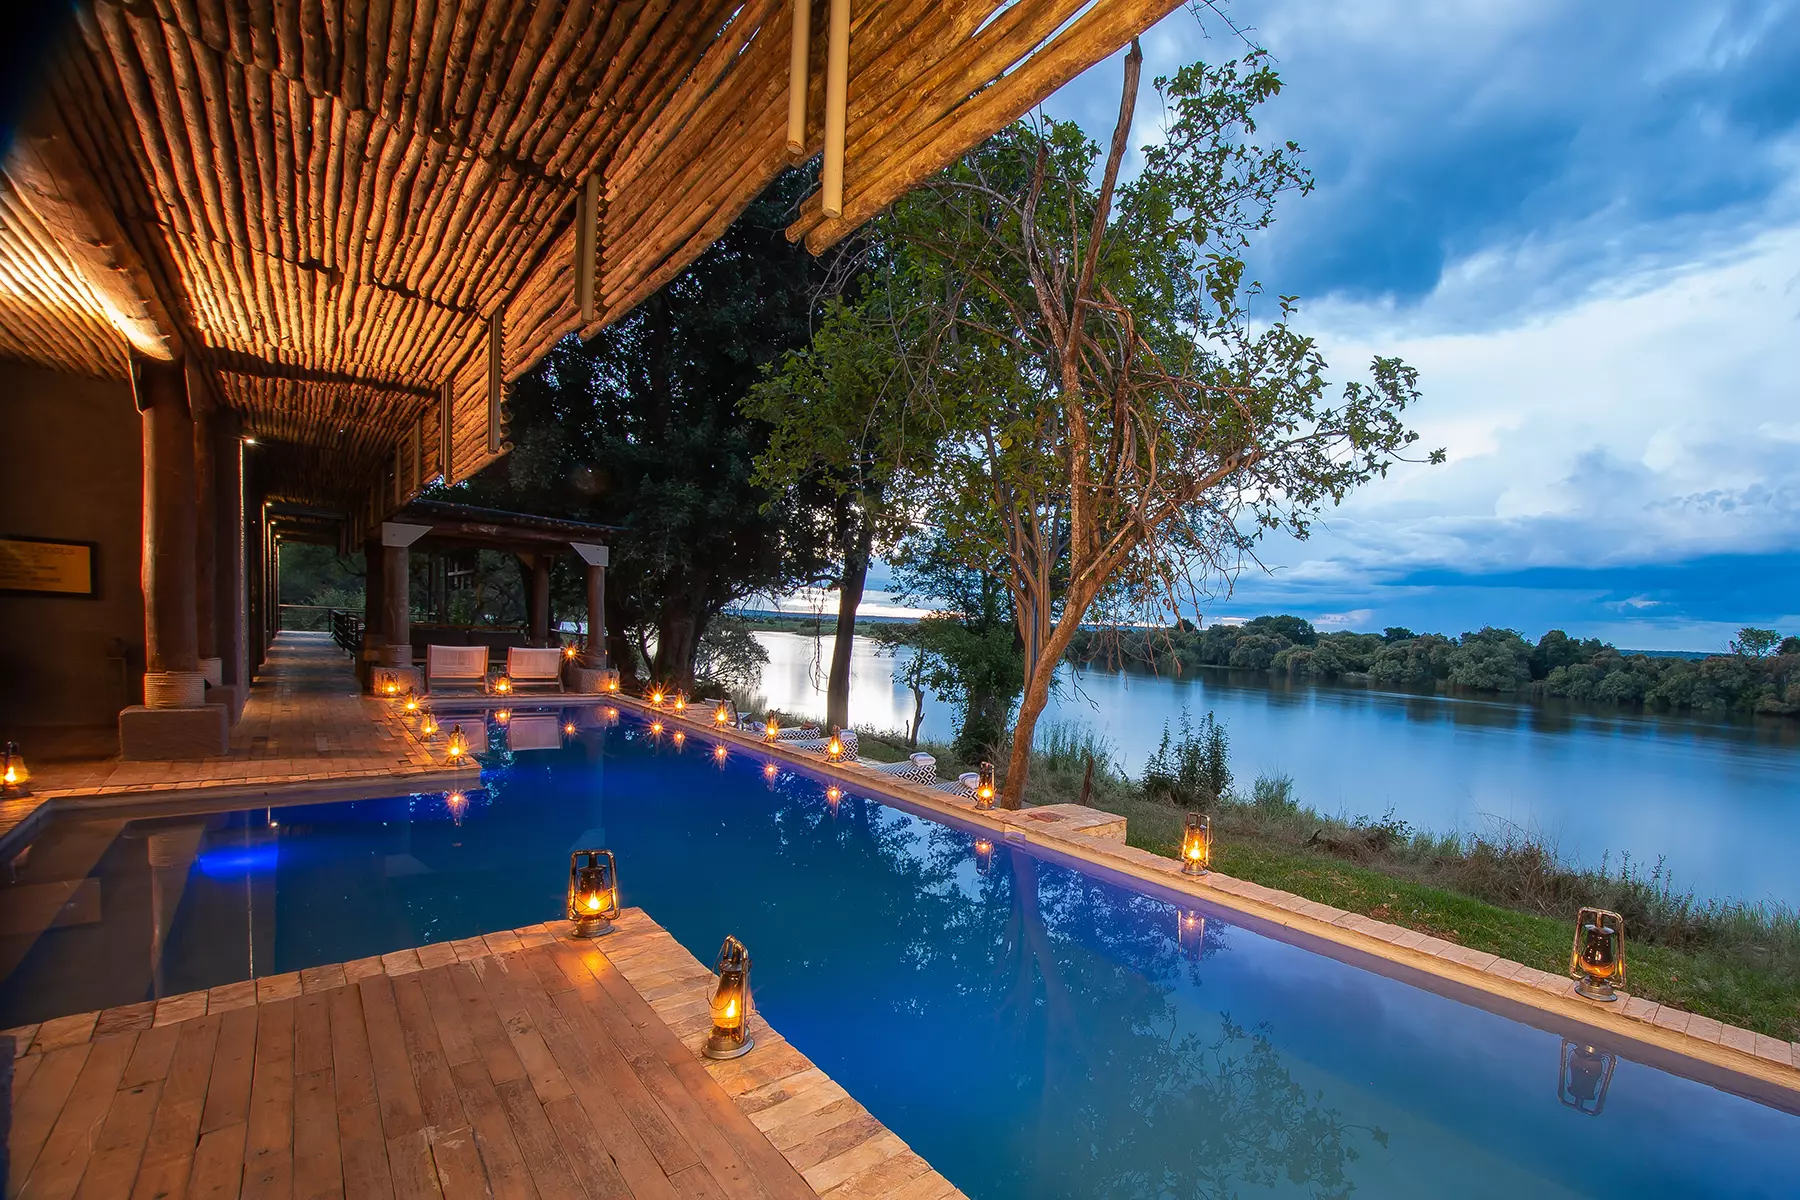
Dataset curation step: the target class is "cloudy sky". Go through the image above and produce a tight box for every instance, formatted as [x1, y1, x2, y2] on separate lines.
[1027, 0, 1800, 650]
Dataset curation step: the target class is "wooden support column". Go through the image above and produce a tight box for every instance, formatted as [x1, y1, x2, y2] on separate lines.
[527, 554, 553, 646]
[362, 531, 385, 654]
[572, 543, 610, 667]
[381, 522, 432, 666]
[192, 390, 219, 685]
[821, 0, 850, 217]
[214, 411, 246, 690]
[133, 354, 203, 708]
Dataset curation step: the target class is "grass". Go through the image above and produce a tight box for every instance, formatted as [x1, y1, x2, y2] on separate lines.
[826, 715, 1799, 1040]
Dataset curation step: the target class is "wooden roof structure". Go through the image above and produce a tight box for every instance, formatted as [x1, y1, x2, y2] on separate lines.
[1, 0, 1180, 514]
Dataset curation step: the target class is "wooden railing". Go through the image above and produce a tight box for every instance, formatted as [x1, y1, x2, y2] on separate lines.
[329, 609, 363, 653]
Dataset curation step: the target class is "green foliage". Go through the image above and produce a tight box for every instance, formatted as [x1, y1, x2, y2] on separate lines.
[693, 616, 770, 693]
[1731, 626, 1781, 657]
[279, 543, 363, 606]
[1443, 626, 1532, 691]
[1142, 709, 1232, 807]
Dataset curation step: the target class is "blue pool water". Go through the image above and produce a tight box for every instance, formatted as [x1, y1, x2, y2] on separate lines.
[3, 713, 1797, 1198]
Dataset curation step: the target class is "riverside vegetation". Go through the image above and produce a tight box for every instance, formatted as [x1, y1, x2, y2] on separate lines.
[1068, 618, 1800, 717]
[844, 711, 1800, 1043]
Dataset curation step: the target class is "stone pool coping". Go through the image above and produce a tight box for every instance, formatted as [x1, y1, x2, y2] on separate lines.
[634, 695, 1800, 1103]
[2, 909, 965, 1200]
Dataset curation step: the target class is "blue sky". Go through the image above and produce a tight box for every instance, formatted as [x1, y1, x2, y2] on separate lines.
[1022, 0, 1800, 650]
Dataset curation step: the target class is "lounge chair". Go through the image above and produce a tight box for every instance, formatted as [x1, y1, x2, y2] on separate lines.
[867, 752, 940, 784]
[505, 647, 565, 692]
[425, 645, 489, 694]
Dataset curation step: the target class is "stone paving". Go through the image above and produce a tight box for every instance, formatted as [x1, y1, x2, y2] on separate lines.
[5, 633, 444, 844]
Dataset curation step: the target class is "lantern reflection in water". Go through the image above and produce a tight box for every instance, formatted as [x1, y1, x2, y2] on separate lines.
[493, 708, 512, 726]
[568, 849, 621, 937]
[703, 936, 754, 1059]
[564, 721, 578, 737]
[1558, 1039, 1617, 1116]
[649, 720, 664, 736]
[763, 761, 779, 784]
[1177, 909, 1206, 959]
[712, 743, 728, 765]
[973, 838, 994, 875]
[445, 791, 469, 825]
[1571, 906, 1625, 1001]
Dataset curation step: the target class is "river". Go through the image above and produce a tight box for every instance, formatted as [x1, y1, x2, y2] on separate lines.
[750, 630, 1800, 908]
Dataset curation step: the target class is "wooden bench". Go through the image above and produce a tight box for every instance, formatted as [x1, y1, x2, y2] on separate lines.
[505, 646, 565, 692]
[425, 644, 489, 694]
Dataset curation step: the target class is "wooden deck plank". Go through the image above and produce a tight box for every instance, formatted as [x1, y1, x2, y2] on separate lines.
[416, 967, 476, 1068]
[8, 1042, 91, 1194]
[468, 958, 572, 1108]
[292, 1067, 344, 1200]
[200, 1005, 259, 1136]
[242, 999, 296, 1200]
[74, 1072, 162, 1200]
[446, 1060, 539, 1200]
[446, 963, 527, 1090]
[491, 1076, 591, 1200]
[131, 1013, 222, 1200]
[328, 987, 393, 1200]
[16, 1031, 137, 1199]
[187, 1121, 249, 1200]
[390, 975, 467, 1133]
[357, 975, 425, 1140]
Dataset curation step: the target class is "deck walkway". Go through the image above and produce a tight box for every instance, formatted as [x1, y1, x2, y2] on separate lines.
[4, 911, 962, 1200]
[6, 633, 444, 844]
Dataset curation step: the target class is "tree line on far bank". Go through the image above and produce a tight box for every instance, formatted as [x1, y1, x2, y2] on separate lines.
[1065, 618, 1800, 717]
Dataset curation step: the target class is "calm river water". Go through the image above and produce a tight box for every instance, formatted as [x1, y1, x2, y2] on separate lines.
[751, 631, 1800, 908]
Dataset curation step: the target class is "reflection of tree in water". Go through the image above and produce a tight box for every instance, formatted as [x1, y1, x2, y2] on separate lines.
[755, 780, 1385, 1198]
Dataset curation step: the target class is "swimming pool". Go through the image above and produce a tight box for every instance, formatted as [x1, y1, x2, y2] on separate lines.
[4, 711, 1797, 1198]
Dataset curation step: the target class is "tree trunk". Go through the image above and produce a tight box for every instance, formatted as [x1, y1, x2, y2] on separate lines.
[654, 611, 698, 689]
[826, 506, 874, 730]
[1001, 587, 1099, 809]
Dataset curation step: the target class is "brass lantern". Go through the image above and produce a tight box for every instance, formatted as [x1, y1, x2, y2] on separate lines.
[975, 761, 996, 810]
[402, 692, 419, 714]
[824, 728, 847, 763]
[1558, 1039, 1616, 1116]
[713, 700, 734, 727]
[703, 936, 754, 1060]
[419, 709, 439, 738]
[563, 643, 579, 660]
[1181, 812, 1212, 876]
[973, 837, 994, 875]
[567, 849, 620, 937]
[445, 724, 471, 763]
[649, 686, 667, 708]
[492, 674, 513, 696]
[672, 691, 688, 713]
[763, 716, 780, 743]
[381, 676, 401, 697]
[1571, 906, 1625, 1001]
[1, 742, 29, 794]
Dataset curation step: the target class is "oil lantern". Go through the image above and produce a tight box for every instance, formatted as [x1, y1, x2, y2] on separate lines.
[764, 716, 780, 743]
[492, 674, 513, 696]
[714, 700, 734, 727]
[445, 724, 470, 763]
[1181, 812, 1212, 876]
[703, 936, 754, 1059]
[672, 691, 688, 713]
[824, 728, 847, 763]
[649, 687, 667, 708]
[381, 677, 400, 697]
[563, 643, 579, 660]
[1570, 906, 1625, 1001]
[974, 837, 994, 875]
[402, 692, 419, 714]
[975, 761, 996, 810]
[567, 849, 620, 937]
[1, 742, 29, 794]
[604, 672, 621, 693]
[419, 709, 439, 737]
[1557, 1039, 1616, 1115]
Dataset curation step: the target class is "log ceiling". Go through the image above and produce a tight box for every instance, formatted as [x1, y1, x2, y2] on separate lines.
[0, 0, 1180, 512]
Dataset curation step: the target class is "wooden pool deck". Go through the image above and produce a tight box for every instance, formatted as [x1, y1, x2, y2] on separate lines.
[4, 910, 962, 1200]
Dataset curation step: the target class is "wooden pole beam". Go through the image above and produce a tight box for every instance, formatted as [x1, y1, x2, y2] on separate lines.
[787, 0, 814, 157]
[821, 0, 850, 217]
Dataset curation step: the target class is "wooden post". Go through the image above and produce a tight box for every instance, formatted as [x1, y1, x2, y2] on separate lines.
[576, 173, 600, 325]
[571, 543, 610, 667]
[528, 554, 552, 646]
[192, 393, 219, 683]
[486, 314, 504, 454]
[439, 380, 455, 484]
[787, 0, 813, 156]
[132, 354, 204, 708]
[380, 522, 432, 668]
[363, 531, 385, 654]
[214, 410, 245, 689]
[822, 0, 850, 217]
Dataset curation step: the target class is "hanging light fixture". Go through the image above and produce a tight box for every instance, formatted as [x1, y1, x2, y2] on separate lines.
[445, 724, 470, 763]
[974, 837, 994, 875]
[567, 849, 621, 937]
[1181, 812, 1212, 876]
[974, 761, 996, 810]
[763, 716, 780, 743]
[419, 709, 439, 737]
[703, 936, 754, 1059]
[1, 742, 29, 794]
[1557, 1039, 1617, 1116]
[1571, 907, 1625, 1001]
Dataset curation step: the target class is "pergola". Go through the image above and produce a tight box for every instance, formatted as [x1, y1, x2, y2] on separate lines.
[0, 0, 1180, 755]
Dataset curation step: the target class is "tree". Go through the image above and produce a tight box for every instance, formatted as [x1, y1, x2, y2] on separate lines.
[1781, 636, 1800, 656]
[745, 296, 926, 729]
[871, 46, 1433, 806]
[1445, 627, 1532, 692]
[1730, 627, 1781, 658]
[463, 171, 838, 687]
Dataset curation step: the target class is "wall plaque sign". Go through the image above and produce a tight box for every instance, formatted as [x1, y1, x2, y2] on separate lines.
[0, 537, 96, 597]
